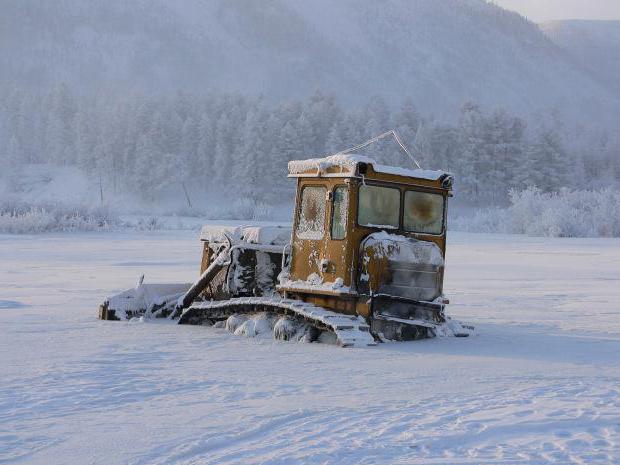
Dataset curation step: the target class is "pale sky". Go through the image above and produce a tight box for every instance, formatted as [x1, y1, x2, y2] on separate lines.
[491, 0, 620, 21]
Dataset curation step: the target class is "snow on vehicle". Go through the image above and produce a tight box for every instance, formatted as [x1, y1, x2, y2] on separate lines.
[98, 131, 473, 346]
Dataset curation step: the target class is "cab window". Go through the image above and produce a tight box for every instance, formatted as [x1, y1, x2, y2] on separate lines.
[358, 184, 400, 229]
[403, 191, 445, 234]
[296, 186, 327, 240]
[330, 186, 348, 239]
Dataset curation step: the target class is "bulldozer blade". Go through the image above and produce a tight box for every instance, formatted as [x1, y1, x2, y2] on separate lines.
[99, 282, 192, 320]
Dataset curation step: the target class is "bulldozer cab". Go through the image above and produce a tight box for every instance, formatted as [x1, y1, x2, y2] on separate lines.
[279, 154, 453, 318]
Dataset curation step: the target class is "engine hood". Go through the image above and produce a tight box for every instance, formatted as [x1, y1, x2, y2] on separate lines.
[359, 232, 444, 302]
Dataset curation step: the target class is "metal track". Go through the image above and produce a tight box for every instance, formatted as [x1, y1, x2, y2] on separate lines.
[179, 296, 377, 348]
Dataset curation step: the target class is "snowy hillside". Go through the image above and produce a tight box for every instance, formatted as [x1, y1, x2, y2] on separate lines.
[2, 0, 619, 124]
[3, 0, 620, 232]
[540, 20, 620, 96]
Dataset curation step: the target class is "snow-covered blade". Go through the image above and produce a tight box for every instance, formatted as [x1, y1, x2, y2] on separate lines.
[100, 282, 192, 320]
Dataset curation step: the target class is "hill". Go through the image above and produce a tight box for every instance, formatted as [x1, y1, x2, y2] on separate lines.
[540, 20, 620, 97]
[1, 0, 619, 125]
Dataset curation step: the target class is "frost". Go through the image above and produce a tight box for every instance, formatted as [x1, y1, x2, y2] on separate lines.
[296, 186, 326, 240]
[452, 187, 620, 238]
[255, 251, 278, 293]
[0, 199, 120, 234]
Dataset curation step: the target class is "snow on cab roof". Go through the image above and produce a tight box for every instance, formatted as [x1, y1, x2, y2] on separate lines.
[287, 153, 447, 180]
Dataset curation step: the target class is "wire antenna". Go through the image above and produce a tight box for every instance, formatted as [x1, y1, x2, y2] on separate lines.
[336, 129, 422, 169]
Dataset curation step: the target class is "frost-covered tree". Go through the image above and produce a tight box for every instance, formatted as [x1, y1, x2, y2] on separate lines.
[0, 86, 614, 206]
[457, 101, 485, 199]
[2, 135, 23, 192]
[527, 126, 567, 192]
[179, 116, 199, 184]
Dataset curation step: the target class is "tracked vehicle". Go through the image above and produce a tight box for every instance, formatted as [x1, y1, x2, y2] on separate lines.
[99, 132, 472, 346]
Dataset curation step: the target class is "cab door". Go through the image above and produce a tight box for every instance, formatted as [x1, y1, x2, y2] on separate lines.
[319, 184, 350, 285]
[289, 182, 351, 287]
[289, 183, 328, 282]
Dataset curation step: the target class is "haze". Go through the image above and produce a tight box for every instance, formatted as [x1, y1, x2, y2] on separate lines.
[493, 0, 620, 21]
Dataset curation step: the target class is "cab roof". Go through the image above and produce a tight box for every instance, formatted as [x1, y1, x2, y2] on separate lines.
[287, 153, 449, 181]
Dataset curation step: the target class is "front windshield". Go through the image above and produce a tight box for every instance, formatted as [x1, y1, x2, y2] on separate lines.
[358, 184, 400, 229]
[403, 191, 445, 234]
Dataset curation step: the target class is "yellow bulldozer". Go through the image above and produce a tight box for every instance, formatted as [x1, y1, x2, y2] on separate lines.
[98, 131, 472, 347]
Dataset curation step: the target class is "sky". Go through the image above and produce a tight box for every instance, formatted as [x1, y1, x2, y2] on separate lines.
[492, 0, 620, 21]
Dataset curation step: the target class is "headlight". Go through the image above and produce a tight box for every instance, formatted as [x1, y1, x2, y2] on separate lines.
[441, 175, 454, 189]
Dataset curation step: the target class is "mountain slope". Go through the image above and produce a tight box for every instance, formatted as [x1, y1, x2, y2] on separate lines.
[540, 20, 620, 96]
[2, 0, 619, 125]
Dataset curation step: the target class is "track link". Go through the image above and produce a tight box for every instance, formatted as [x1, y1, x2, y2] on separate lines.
[179, 296, 377, 347]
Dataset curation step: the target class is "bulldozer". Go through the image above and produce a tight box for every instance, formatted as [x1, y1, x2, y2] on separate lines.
[98, 131, 472, 347]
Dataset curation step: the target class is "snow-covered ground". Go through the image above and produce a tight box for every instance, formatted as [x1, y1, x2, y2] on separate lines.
[1, 231, 619, 464]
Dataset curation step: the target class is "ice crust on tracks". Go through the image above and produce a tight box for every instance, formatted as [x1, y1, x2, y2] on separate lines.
[0, 230, 619, 464]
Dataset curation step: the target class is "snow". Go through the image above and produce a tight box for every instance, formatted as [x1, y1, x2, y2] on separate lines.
[1, 230, 619, 464]
[105, 282, 192, 319]
[279, 273, 350, 293]
[288, 153, 447, 180]
[0, 164, 286, 234]
[199, 225, 291, 245]
[363, 231, 445, 266]
[198, 225, 242, 243]
[186, 296, 376, 348]
[1, 165, 98, 205]
[241, 226, 292, 245]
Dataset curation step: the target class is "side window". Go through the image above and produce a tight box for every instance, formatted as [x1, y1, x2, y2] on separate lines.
[330, 186, 348, 239]
[296, 186, 327, 240]
[358, 184, 400, 229]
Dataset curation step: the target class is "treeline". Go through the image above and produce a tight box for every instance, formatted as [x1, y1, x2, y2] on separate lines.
[1, 85, 618, 204]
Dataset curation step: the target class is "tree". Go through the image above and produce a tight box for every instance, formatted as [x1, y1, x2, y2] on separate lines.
[528, 126, 567, 192]
[457, 101, 485, 199]
[46, 83, 77, 164]
[2, 135, 23, 192]
[179, 116, 199, 184]
[196, 112, 214, 185]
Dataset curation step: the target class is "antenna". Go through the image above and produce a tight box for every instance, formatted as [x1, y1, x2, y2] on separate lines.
[336, 129, 422, 169]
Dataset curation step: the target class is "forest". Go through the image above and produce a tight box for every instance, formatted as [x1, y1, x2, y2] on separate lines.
[1, 85, 619, 210]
